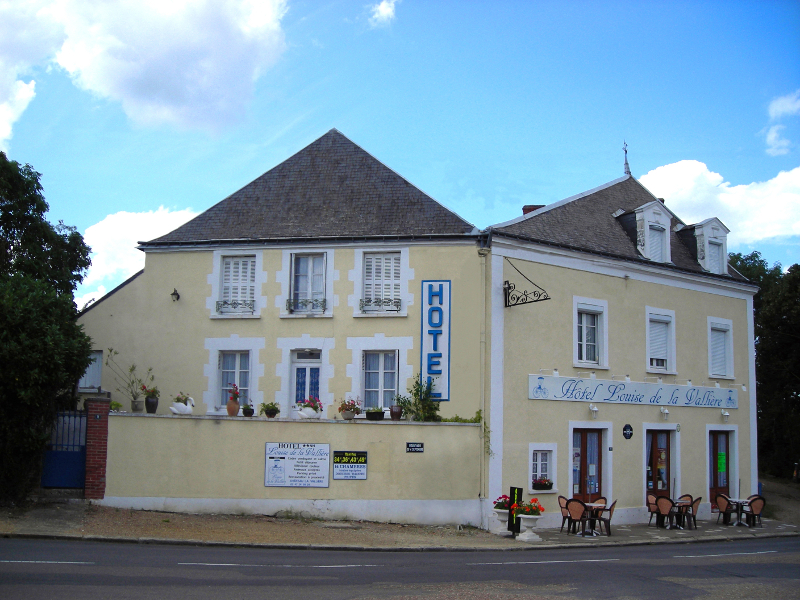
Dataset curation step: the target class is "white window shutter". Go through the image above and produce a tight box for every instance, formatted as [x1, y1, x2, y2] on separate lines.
[650, 320, 668, 361]
[222, 258, 233, 303]
[364, 255, 374, 301]
[710, 328, 727, 376]
[649, 226, 665, 262]
[709, 242, 723, 274]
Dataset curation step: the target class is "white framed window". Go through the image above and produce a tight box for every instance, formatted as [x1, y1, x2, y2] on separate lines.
[288, 253, 326, 313]
[361, 253, 402, 312]
[708, 241, 724, 274]
[292, 350, 321, 405]
[528, 442, 558, 494]
[635, 202, 672, 264]
[646, 307, 676, 374]
[207, 250, 265, 319]
[78, 350, 103, 391]
[363, 351, 398, 409]
[708, 317, 734, 379]
[221, 351, 249, 408]
[573, 297, 608, 369]
[693, 219, 729, 274]
[648, 225, 666, 263]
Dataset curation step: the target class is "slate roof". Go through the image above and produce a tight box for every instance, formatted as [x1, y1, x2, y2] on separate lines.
[492, 175, 745, 280]
[141, 130, 476, 247]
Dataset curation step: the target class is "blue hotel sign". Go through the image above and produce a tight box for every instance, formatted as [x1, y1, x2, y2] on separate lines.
[529, 375, 738, 409]
[421, 280, 451, 401]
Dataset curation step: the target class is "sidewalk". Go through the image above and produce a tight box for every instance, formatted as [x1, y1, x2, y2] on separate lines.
[1, 501, 797, 551]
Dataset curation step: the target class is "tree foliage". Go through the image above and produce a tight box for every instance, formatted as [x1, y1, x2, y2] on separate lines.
[0, 152, 93, 503]
[730, 252, 800, 477]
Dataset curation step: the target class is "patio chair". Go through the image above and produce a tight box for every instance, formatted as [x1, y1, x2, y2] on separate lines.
[565, 498, 590, 536]
[595, 500, 617, 536]
[655, 496, 678, 529]
[684, 496, 702, 530]
[647, 493, 658, 526]
[676, 494, 693, 527]
[742, 495, 765, 528]
[715, 494, 735, 525]
[558, 495, 570, 532]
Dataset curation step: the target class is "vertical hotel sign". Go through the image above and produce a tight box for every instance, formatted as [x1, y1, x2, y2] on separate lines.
[421, 280, 451, 402]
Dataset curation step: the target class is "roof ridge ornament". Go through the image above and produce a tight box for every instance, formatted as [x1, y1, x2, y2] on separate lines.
[623, 141, 631, 176]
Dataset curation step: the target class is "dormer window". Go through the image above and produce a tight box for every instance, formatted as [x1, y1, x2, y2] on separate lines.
[692, 218, 730, 275]
[635, 201, 673, 264]
[648, 225, 666, 263]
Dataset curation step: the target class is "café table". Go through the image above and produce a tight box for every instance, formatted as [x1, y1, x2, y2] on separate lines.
[726, 498, 751, 526]
[583, 502, 606, 536]
[672, 499, 691, 529]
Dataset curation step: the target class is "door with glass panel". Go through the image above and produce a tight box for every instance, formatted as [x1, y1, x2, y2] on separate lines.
[292, 350, 320, 406]
[572, 429, 602, 503]
[709, 431, 730, 502]
[646, 430, 671, 497]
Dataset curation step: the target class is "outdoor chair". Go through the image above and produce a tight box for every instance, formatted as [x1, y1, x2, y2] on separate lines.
[676, 494, 693, 527]
[684, 496, 702, 530]
[655, 496, 678, 529]
[565, 498, 590, 536]
[558, 495, 570, 532]
[595, 500, 617, 536]
[743, 495, 765, 528]
[715, 494, 735, 525]
[647, 493, 658, 526]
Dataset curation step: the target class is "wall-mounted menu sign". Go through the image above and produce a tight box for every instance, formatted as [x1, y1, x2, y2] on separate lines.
[333, 451, 367, 480]
[406, 443, 424, 453]
[265, 443, 329, 488]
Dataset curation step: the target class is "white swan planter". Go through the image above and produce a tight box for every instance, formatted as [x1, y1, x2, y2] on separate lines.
[169, 397, 194, 415]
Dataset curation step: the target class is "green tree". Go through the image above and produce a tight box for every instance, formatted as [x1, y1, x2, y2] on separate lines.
[730, 252, 800, 477]
[0, 152, 93, 503]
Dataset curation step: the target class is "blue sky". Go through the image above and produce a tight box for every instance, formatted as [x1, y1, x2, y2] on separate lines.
[1, 0, 798, 306]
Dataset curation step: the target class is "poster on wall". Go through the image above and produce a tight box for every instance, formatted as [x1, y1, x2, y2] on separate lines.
[265, 443, 330, 488]
[333, 451, 367, 480]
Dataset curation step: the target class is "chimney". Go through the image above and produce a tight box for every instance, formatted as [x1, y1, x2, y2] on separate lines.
[523, 204, 545, 215]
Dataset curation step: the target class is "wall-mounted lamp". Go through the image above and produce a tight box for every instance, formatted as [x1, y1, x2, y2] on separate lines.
[589, 404, 598, 420]
[625, 375, 631, 382]
[685, 380, 692, 387]
[721, 409, 730, 423]
[714, 382, 721, 388]
[553, 368, 559, 377]
[170, 288, 180, 302]
[660, 406, 670, 421]
[741, 384, 747, 392]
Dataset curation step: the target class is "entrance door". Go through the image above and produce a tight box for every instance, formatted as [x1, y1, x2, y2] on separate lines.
[292, 350, 321, 405]
[709, 431, 730, 502]
[646, 430, 671, 497]
[572, 429, 602, 502]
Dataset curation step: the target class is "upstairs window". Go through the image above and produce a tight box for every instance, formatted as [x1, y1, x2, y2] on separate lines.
[573, 297, 608, 369]
[292, 350, 321, 404]
[363, 351, 397, 409]
[78, 350, 103, 391]
[708, 318, 734, 379]
[577, 312, 599, 364]
[646, 307, 676, 374]
[218, 256, 256, 314]
[708, 241, 723, 274]
[361, 253, 401, 312]
[288, 254, 326, 313]
[649, 225, 666, 263]
[220, 351, 249, 409]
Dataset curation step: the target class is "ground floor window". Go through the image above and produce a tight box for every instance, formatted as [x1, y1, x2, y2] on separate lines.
[292, 350, 321, 404]
[572, 429, 602, 502]
[363, 350, 397, 409]
[221, 351, 249, 407]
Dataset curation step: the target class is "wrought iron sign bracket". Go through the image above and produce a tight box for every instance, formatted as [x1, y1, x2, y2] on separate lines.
[503, 258, 551, 308]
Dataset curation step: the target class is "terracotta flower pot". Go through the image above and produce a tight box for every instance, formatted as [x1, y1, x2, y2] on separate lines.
[390, 406, 403, 421]
[226, 399, 240, 416]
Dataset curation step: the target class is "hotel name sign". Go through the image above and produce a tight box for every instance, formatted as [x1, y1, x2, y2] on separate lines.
[529, 375, 738, 409]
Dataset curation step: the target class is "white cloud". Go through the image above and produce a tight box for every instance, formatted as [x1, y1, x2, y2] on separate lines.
[368, 0, 398, 28]
[0, 80, 36, 152]
[0, 0, 288, 141]
[765, 124, 791, 156]
[639, 160, 800, 249]
[768, 89, 800, 120]
[77, 207, 198, 306]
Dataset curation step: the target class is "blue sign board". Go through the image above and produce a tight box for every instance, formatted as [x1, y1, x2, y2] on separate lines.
[420, 280, 451, 401]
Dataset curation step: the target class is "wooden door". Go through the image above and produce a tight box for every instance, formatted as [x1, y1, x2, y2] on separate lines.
[572, 429, 602, 503]
[709, 431, 730, 503]
[646, 430, 671, 497]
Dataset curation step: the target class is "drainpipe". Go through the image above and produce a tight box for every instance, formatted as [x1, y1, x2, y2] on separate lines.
[477, 230, 492, 506]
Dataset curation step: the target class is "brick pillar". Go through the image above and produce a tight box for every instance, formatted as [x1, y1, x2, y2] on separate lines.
[84, 398, 111, 500]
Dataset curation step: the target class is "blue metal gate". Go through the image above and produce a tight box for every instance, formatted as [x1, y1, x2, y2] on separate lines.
[41, 411, 87, 488]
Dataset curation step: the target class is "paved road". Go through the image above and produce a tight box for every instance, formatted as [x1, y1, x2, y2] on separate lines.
[1, 537, 798, 599]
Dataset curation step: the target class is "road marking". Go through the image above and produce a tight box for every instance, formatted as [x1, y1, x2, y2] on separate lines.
[179, 562, 382, 568]
[0, 560, 95, 565]
[467, 559, 620, 566]
[673, 551, 778, 558]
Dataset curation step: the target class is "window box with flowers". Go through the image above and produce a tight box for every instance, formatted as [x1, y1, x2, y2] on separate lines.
[531, 477, 553, 491]
[298, 396, 323, 419]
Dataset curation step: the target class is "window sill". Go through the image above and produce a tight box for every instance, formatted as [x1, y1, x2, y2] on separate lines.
[709, 375, 735, 381]
[280, 313, 333, 319]
[210, 313, 261, 320]
[646, 368, 677, 376]
[353, 312, 408, 318]
[572, 363, 609, 371]
[527, 488, 558, 495]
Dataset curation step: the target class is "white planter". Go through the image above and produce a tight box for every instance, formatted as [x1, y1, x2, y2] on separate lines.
[299, 407, 321, 419]
[517, 514, 542, 542]
[491, 509, 510, 534]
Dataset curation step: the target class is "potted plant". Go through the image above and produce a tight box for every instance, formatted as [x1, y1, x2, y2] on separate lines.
[512, 498, 545, 541]
[493, 494, 512, 527]
[141, 383, 160, 414]
[241, 402, 255, 417]
[104, 348, 155, 413]
[365, 407, 385, 421]
[169, 392, 194, 415]
[337, 397, 361, 420]
[408, 373, 440, 422]
[531, 477, 553, 491]
[226, 383, 241, 416]
[393, 394, 413, 420]
[259, 401, 281, 418]
[298, 396, 322, 419]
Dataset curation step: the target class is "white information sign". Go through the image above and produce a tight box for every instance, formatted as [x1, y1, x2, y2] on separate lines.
[529, 375, 738, 409]
[265, 443, 330, 488]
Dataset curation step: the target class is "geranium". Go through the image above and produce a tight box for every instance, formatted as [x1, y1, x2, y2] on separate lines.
[338, 397, 362, 414]
[513, 498, 545, 516]
[301, 396, 322, 412]
[493, 495, 512, 510]
[140, 384, 159, 398]
[228, 383, 240, 403]
[173, 391, 191, 405]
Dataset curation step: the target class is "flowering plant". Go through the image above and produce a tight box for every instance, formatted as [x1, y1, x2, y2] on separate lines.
[531, 477, 553, 490]
[337, 397, 362, 414]
[301, 396, 322, 412]
[512, 498, 545, 517]
[173, 391, 191, 405]
[493, 495, 512, 510]
[140, 383, 159, 398]
[228, 383, 240, 403]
